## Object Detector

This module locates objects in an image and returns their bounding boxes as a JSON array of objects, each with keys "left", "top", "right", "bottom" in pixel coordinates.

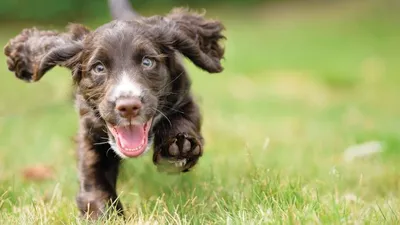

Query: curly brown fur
[
  {"left": 4, "top": 7, "right": 225, "bottom": 219},
  {"left": 4, "top": 24, "right": 89, "bottom": 82}
]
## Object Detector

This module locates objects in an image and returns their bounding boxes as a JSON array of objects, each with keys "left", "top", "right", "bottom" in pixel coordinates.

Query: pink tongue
[{"left": 115, "top": 125, "right": 144, "bottom": 149}]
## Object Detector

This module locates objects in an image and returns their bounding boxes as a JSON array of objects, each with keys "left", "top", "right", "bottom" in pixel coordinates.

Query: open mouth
[{"left": 107, "top": 119, "right": 152, "bottom": 158}]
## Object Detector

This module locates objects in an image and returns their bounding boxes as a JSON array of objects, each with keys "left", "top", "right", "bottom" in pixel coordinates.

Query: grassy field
[{"left": 1, "top": 1, "right": 400, "bottom": 224}]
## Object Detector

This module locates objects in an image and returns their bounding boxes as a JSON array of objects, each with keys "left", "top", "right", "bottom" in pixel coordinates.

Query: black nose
[{"left": 115, "top": 97, "right": 142, "bottom": 119}]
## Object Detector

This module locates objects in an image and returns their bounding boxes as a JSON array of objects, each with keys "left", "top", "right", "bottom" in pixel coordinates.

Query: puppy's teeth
[{"left": 123, "top": 142, "right": 145, "bottom": 152}]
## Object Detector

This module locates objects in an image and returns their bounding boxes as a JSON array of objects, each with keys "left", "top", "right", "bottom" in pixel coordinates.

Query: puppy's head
[{"left": 46, "top": 9, "right": 225, "bottom": 158}]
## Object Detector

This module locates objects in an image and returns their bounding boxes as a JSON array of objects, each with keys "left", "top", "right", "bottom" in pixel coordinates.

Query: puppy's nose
[{"left": 115, "top": 97, "right": 142, "bottom": 118}]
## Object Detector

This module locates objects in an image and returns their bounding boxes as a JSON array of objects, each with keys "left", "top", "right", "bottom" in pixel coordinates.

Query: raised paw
[{"left": 153, "top": 133, "right": 203, "bottom": 173}]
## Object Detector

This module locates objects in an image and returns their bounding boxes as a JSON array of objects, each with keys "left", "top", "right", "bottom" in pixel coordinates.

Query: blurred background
[{"left": 1, "top": 0, "right": 400, "bottom": 223}]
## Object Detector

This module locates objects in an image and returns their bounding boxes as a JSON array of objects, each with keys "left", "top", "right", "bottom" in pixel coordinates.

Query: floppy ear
[
  {"left": 162, "top": 8, "right": 226, "bottom": 73},
  {"left": 3, "top": 24, "right": 90, "bottom": 82}
]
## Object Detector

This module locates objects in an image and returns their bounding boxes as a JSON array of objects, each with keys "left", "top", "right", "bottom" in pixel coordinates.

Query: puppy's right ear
[
  {"left": 164, "top": 8, "right": 225, "bottom": 73},
  {"left": 3, "top": 24, "right": 90, "bottom": 82}
]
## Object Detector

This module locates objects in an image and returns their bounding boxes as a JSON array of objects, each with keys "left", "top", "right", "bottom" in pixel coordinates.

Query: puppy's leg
[
  {"left": 75, "top": 121, "right": 123, "bottom": 219},
  {"left": 153, "top": 96, "right": 203, "bottom": 173}
]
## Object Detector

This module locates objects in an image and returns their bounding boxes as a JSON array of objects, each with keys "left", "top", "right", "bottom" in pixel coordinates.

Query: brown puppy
[{"left": 3, "top": 1, "right": 225, "bottom": 219}]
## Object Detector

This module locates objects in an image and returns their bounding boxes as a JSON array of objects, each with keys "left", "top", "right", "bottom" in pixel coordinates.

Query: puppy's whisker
[
  {"left": 159, "top": 105, "right": 185, "bottom": 114},
  {"left": 156, "top": 71, "right": 184, "bottom": 96},
  {"left": 106, "top": 147, "right": 113, "bottom": 158},
  {"left": 152, "top": 107, "right": 172, "bottom": 127},
  {"left": 93, "top": 141, "right": 110, "bottom": 146},
  {"left": 101, "top": 129, "right": 109, "bottom": 134},
  {"left": 100, "top": 136, "right": 110, "bottom": 141}
]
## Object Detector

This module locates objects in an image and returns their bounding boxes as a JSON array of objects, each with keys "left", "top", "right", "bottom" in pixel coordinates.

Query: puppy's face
[{"left": 77, "top": 21, "right": 175, "bottom": 158}]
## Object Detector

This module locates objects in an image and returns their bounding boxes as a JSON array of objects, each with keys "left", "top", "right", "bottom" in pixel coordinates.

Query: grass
[{"left": 1, "top": 1, "right": 400, "bottom": 224}]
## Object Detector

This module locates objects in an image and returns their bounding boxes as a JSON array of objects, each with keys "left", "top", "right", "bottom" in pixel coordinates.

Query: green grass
[{"left": 1, "top": 1, "right": 400, "bottom": 224}]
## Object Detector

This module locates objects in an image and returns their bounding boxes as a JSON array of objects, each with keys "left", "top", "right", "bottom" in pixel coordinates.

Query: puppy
[{"left": 3, "top": 0, "right": 225, "bottom": 219}]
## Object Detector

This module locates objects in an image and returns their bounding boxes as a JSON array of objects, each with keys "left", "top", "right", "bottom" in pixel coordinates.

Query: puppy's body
[{"left": 4, "top": 1, "right": 225, "bottom": 219}]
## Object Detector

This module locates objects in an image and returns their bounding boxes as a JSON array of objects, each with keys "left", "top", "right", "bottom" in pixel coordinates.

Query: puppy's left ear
[
  {"left": 4, "top": 24, "right": 90, "bottom": 82},
  {"left": 165, "top": 8, "right": 226, "bottom": 73}
]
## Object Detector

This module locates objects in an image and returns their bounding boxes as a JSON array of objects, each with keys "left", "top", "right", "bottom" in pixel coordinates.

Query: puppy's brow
[
  {"left": 133, "top": 44, "right": 162, "bottom": 58},
  {"left": 87, "top": 48, "right": 110, "bottom": 68},
  {"left": 144, "top": 53, "right": 168, "bottom": 60},
  {"left": 152, "top": 52, "right": 168, "bottom": 58}
]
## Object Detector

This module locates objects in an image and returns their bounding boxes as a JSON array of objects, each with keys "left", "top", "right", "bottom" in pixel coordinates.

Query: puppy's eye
[
  {"left": 92, "top": 63, "right": 105, "bottom": 74},
  {"left": 142, "top": 57, "right": 154, "bottom": 68}
]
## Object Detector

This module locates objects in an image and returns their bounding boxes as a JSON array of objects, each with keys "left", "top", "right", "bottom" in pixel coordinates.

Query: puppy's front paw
[{"left": 153, "top": 133, "right": 203, "bottom": 173}]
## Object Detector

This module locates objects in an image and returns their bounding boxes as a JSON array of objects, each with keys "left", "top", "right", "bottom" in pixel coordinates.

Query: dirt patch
[{"left": 22, "top": 165, "right": 54, "bottom": 181}]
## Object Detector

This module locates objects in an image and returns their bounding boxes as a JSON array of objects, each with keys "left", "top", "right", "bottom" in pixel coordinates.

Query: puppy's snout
[{"left": 115, "top": 97, "right": 142, "bottom": 119}]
